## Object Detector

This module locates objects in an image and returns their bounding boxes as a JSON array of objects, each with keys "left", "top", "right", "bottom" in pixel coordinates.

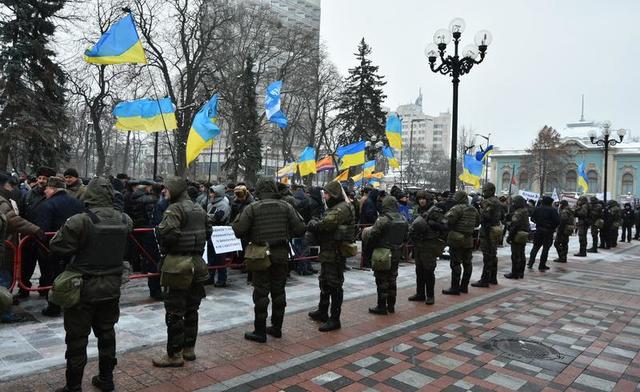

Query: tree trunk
[
  {"left": 0, "top": 143, "right": 9, "bottom": 172},
  {"left": 122, "top": 131, "right": 131, "bottom": 174},
  {"left": 92, "top": 117, "right": 106, "bottom": 176}
]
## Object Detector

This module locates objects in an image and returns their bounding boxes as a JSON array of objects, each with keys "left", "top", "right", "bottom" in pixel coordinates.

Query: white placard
[
  {"left": 518, "top": 190, "right": 540, "bottom": 202},
  {"left": 211, "top": 226, "right": 243, "bottom": 254}
]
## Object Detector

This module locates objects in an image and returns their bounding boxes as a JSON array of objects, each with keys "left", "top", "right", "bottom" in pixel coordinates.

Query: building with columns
[{"left": 490, "top": 107, "right": 640, "bottom": 200}]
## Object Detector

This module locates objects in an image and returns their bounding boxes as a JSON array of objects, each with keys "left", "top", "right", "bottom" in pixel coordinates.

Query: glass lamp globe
[
  {"left": 433, "top": 28, "right": 452, "bottom": 45},
  {"left": 462, "top": 44, "right": 479, "bottom": 59},
  {"left": 601, "top": 120, "right": 612, "bottom": 130},
  {"left": 588, "top": 130, "right": 597, "bottom": 139},
  {"left": 617, "top": 128, "right": 626, "bottom": 137},
  {"left": 449, "top": 17, "right": 466, "bottom": 34},
  {"left": 424, "top": 44, "right": 438, "bottom": 60},
  {"left": 474, "top": 30, "right": 493, "bottom": 46}
]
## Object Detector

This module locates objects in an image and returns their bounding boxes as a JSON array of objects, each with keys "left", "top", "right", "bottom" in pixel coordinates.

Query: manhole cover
[{"left": 485, "top": 338, "right": 563, "bottom": 361}]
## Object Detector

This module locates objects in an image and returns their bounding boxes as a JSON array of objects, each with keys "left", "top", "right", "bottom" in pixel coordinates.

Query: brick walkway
[{"left": 2, "top": 241, "right": 639, "bottom": 392}]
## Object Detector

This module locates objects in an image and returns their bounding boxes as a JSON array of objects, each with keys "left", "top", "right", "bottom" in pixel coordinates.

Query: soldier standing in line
[
  {"left": 49, "top": 178, "right": 132, "bottom": 392},
  {"left": 608, "top": 200, "right": 621, "bottom": 248},
  {"left": 307, "top": 180, "right": 355, "bottom": 332},
  {"left": 504, "top": 195, "right": 530, "bottom": 279},
  {"left": 472, "top": 182, "right": 503, "bottom": 288},
  {"left": 152, "top": 176, "right": 211, "bottom": 368},
  {"left": 621, "top": 203, "right": 634, "bottom": 243},
  {"left": 527, "top": 196, "right": 560, "bottom": 271},
  {"left": 232, "top": 178, "right": 305, "bottom": 343},
  {"left": 573, "top": 196, "right": 590, "bottom": 257},
  {"left": 442, "top": 191, "right": 480, "bottom": 295},
  {"left": 363, "top": 196, "right": 408, "bottom": 315},
  {"left": 553, "top": 200, "right": 574, "bottom": 263},
  {"left": 588, "top": 196, "right": 603, "bottom": 252},
  {"left": 408, "top": 193, "right": 447, "bottom": 305}
]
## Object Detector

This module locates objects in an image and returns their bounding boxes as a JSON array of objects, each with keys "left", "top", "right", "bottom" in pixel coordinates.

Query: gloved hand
[{"left": 307, "top": 219, "right": 319, "bottom": 233}]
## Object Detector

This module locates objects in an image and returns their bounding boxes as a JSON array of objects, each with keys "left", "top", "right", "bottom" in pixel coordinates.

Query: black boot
[
  {"left": 308, "top": 291, "right": 330, "bottom": 322},
  {"left": 409, "top": 265, "right": 426, "bottom": 301},
  {"left": 489, "top": 263, "right": 498, "bottom": 285},
  {"left": 387, "top": 294, "right": 396, "bottom": 314},
  {"left": 244, "top": 320, "right": 267, "bottom": 343},
  {"left": 460, "top": 268, "right": 471, "bottom": 294},
  {"left": 587, "top": 246, "right": 598, "bottom": 253},
  {"left": 319, "top": 290, "right": 342, "bottom": 332},
  {"left": 91, "top": 358, "right": 116, "bottom": 391},
  {"left": 574, "top": 245, "right": 587, "bottom": 257},
  {"left": 442, "top": 272, "right": 460, "bottom": 295},
  {"left": 266, "top": 314, "right": 283, "bottom": 338},
  {"left": 58, "top": 367, "right": 83, "bottom": 392},
  {"left": 369, "top": 292, "right": 387, "bottom": 315},
  {"left": 471, "top": 267, "right": 490, "bottom": 287}
]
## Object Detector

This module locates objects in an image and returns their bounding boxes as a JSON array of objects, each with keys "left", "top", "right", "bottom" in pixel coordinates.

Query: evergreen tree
[
  {"left": 223, "top": 56, "right": 262, "bottom": 185},
  {"left": 336, "top": 38, "right": 387, "bottom": 146},
  {"left": 0, "top": 0, "right": 69, "bottom": 172}
]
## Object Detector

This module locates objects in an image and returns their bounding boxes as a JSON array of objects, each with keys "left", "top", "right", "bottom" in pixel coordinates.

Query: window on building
[
  {"left": 622, "top": 173, "right": 634, "bottom": 194},
  {"left": 565, "top": 170, "right": 577, "bottom": 192},
  {"left": 518, "top": 172, "right": 528, "bottom": 190},
  {"left": 587, "top": 170, "right": 598, "bottom": 192},
  {"left": 502, "top": 172, "right": 511, "bottom": 191}
]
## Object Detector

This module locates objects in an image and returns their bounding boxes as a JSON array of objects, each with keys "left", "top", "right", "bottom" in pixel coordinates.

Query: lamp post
[
  {"left": 263, "top": 146, "right": 272, "bottom": 177},
  {"left": 588, "top": 121, "right": 625, "bottom": 203},
  {"left": 425, "top": 18, "right": 492, "bottom": 193},
  {"left": 85, "top": 121, "right": 93, "bottom": 177}
]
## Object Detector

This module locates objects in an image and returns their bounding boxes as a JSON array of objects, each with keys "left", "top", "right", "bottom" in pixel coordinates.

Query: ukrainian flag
[
  {"left": 113, "top": 97, "right": 177, "bottom": 132},
  {"left": 370, "top": 179, "right": 381, "bottom": 188},
  {"left": 385, "top": 114, "right": 403, "bottom": 150},
  {"left": 84, "top": 14, "right": 147, "bottom": 65},
  {"left": 351, "top": 172, "right": 363, "bottom": 182},
  {"left": 335, "top": 170, "right": 349, "bottom": 182},
  {"left": 298, "top": 146, "right": 317, "bottom": 177},
  {"left": 383, "top": 146, "right": 399, "bottom": 169},
  {"left": 186, "top": 94, "right": 221, "bottom": 166},
  {"left": 277, "top": 162, "right": 297, "bottom": 178},
  {"left": 363, "top": 160, "right": 375, "bottom": 178},
  {"left": 475, "top": 144, "right": 494, "bottom": 161},
  {"left": 459, "top": 154, "right": 483, "bottom": 188},
  {"left": 337, "top": 141, "right": 365, "bottom": 170},
  {"left": 578, "top": 162, "right": 589, "bottom": 192}
]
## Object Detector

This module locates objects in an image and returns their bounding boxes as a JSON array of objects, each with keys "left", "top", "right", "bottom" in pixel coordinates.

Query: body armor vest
[
  {"left": 452, "top": 205, "right": 478, "bottom": 234},
  {"left": 172, "top": 201, "right": 208, "bottom": 254},
  {"left": 250, "top": 199, "right": 291, "bottom": 245},
  {"left": 72, "top": 210, "right": 129, "bottom": 273},
  {"left": 381, "top": 213, "right": 408, "bottom": 249}
]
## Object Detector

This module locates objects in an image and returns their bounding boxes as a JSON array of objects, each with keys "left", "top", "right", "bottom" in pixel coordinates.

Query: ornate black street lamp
[
  {"left": 425, "top": 18, "right": 492, "bottom": 192},
  {"left": 588, "top": 121, "right": 625, "bottom": 203}
]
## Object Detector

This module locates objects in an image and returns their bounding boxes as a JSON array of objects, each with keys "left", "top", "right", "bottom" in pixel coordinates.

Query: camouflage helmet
[
  {"left": 416, "top": 190, "right": 433, "bottom": 201},
  {"left": 323, "top": 180, "right": 343, "bottom": 199},
  {"left": 482, "top": 182, "right": 496, "bottom": 198},
  {"left": 577, "top": 195, "right": 588, "bottom": 205},
  {"left": 512, "top": 195, "right": 526, "bottom": 209},
  {"left": 453, "top": 190, "right": 468, "bottom": 204},
  {"left": 0, "top": 286, "right": 12, "bottom": 313}
]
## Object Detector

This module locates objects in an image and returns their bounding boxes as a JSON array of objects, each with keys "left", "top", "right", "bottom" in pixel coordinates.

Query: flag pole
[{"left": 145, "top": 65, "right": 173, "bottom": 180}]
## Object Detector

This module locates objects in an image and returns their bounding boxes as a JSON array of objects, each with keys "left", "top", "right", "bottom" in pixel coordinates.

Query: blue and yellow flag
[
  {"left": 385, "top": 114, "right": 403, "bottom": 150},
  {"left": 113, "top": 97, "right": 177, "bottom": 132},
  {"left": 383, "top": 146, "right": 399, "bottom": 169},
  {"left": 298, "top": 146, "right": 317, "bottom": 177},
  {"left": 186, "top": 94, "right": 221, "bottom": 166},
  {"left": 369, "top": 179, "right": 381, "bottom": 188},
  {"left": 459, "top": 154, "right": 483, "bottom": 188},
  {"left": 335, "top": 170, "right": 349, "bottom": 182},
  {"left": 363, "top": 160, "right": 375, "bottom": 178},
  {"left": 351, "top": 172, "right": 363, "bottom": 183},
  {"left": 578, "top": 162, "right": 589, "bottom": 192},
  {"left": 265, "top": 80, "right": 288, "bottom": 128},
  {"left": 277, "top": 162, "right": 297, "bottom": 178},
  {"left": 475, "top": 145, "right": 494, "bottom": 161},
  {"left": 84, "top": 14, "right": 147, "bottom": 65},
  {"left": 336, "top": 141, "right": 365, "bottom": 170}
]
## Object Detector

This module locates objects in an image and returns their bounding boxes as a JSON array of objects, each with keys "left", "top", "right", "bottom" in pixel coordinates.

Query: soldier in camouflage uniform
[
  {"left": 363, "top": 196, "right": 408, "bottom": 315},
  {"left": 588, "top": 197, "right": 602, "bottom": 252},
  {"left": 442, "top": 191, "right": 480, "bottom": 295},
  {"left": 50, "top": 178, "right": 133, "bottom": 392},
  {"left": 573, "top": 196, "right": 590, "bottom": 257},
  {"left": 553, "top": 200, "right": 574, "bottom": 263},
  {"left": 153, "top": 177, "right": 211, "bottom": 368},
  {"left": 408, "top": 193, "right": 446, "bottom": 304},
  {"left": 232, "top": 178, "right": 305, "bottom": 343},
  {"left": 504, "top": 195, "right": 529, "bottom": 279},
  {"left": 472, "top": 182, "right": 503, "bottom": 288},
  {"left": 307, "top": 180, "right": 355, "bottom": 332}
]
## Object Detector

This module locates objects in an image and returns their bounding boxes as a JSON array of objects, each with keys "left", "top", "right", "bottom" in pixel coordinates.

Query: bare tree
[{"left": 523, "top": 125, "right": 571, "bottom": 195}]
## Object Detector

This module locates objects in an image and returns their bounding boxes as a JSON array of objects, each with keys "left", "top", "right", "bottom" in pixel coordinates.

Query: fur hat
[
  {"left": 63, "top": 168, "right": 79, "bottom": 178},
  {"left": 36, "top": 166, "right": 56, "bottom": 178},
  {"left": 46, "top": 176, "right": 66, "bottom": 189}
]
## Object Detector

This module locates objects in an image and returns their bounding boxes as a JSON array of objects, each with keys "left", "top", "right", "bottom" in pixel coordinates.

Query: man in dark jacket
[
  {"left": 36, "top": 177, "right": 85, "bottom": 316},
  {"left": 63, "top": 168, "right": 85, "bottom": 199},
  {"left": 621, "top": 203, "right": 634, "bottom": 242},
  {"left": 19, "top": 166, "right": 55, "bottom": 297},
  {"left": 232, "top": 178, "right": 305, "bottom": 342},
  {"left": 50, "top": 177, "right": 133, "bottom": 392},
  {"left": 528, "top": 196, "right": 560, "bottom": 271}
]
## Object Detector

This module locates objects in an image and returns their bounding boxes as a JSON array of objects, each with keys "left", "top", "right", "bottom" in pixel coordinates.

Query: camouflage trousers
[
  {"left": 373, "top": 253, "right": 400, "bottom": 302},
  {"left": 252, "top": 259, "right": 288, "bottom": 328},
  {"left": 510, "top": 243, "right": 526, "bottom": 276},
  {"left": 479, "top": 235, "right": 498, "bottom": 282},
  {"left": 554, "top": 232, "right": 569, "bottom": 260},
  {"left": 414, "top": 241, "right": 444, "bottom": 298},
  {"left": 63, "top": 299, "right": 120, "bottom": 388},
  {"left": 449, "top": 246, "right": 473, "bottom": 289},
  {"left": 577, "top": 224, "right": 588, "bottom": 251},
  {"left": 164, "top": 282, "right": 205, "bottom": 356}
]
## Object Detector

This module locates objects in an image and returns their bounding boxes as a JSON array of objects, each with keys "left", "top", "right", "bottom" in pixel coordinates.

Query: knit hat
[
  {"left": 36, "top": 166, "right": 56, "bottom": 178},
  {"left": 234, "top": 185, "right": 248, "bottom": 198},
  {"left": 46, "top": 176, "right": 66, "bottom": 189},
  {"left": 63, "top": 168, "right": 79, "bottom": 178}
]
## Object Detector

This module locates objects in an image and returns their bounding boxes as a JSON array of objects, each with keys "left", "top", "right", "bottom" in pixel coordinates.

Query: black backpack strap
[{"left": 85, "top": 210, "right": 101, "bottom": 224}]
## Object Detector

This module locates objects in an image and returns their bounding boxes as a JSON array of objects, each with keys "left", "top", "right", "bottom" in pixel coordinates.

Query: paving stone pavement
[{"left": 1, "top": 237, "right": 639, "bottom": 392}]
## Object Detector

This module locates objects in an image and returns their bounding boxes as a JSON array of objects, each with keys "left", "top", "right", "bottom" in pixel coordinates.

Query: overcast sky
[{"left": 320, "top": 0, "right": 640, "bottom": 149}]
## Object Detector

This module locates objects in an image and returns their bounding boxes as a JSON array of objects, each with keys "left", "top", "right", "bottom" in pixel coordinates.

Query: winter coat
[
  {"left": 360, "top": 189, "right": 380, "bottom": 225},
  {"left": 35, "top": 190, "right": 85, "bottom": 233}
]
